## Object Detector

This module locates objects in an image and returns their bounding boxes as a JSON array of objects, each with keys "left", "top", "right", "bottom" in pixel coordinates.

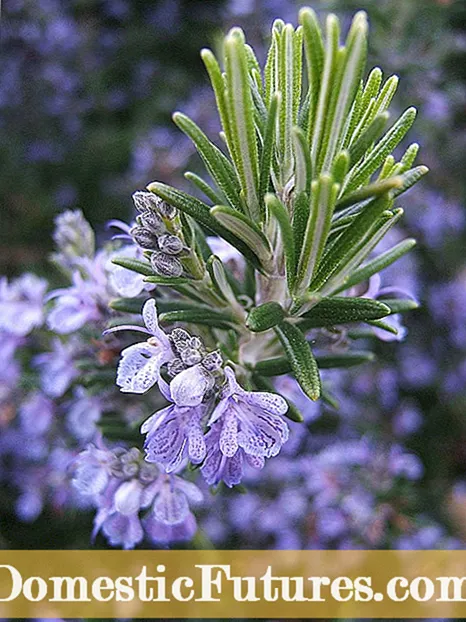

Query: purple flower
[
  {"left": 71, "top": 444, "right": 116, "bottom": 498},
  {"left": 0, "top": 274, "right": 47, "bottom": 336},
  {"left": 107, "top": 244, "right": 150, "bottom": 298},
  {"left": 19, "top": 392, "right": 54, "bottom": 436},
  {"left": 105, "top": 220, "right": 156, "bottom": 298},
  {"left": 109, "top": 299, "right": 174, "bottom": 394},
  {"left": 144, "top": 475, "right": 202, "bottom": 545},
  {"left": 201, "top": 422, "right": 265, "bottom": 487},
  {"left": 66, "top": 387, "right": 103, "bottom": 443},
  {"left": 52, "top": 209, "right": 95, "bottom": 270},
  {"left": 47, "top": 272, "right": 103, "bottom": 334},
  {"left": 142, "top": 378, "right": 207, "bottom": 472},
  {"left": 201, "top": 367, "right": 289, "bottom": 486},
  {"left": 34, "top": 337, "right": 79, "bottom": 398},
  {"left": 73, "top": 444, "right": 202, "bottom": 549},
  {"left": 209, "top": 367, "right": 289, "bottom": 458}
]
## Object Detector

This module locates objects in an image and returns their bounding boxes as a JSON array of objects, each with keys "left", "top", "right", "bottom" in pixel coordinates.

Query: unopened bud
[
  {"left": 158, "top": 233, "right": 183, "bottom": 255},
  {"left": 170, "top": 328, "right": 192, "bottom": 353},
  {"left": 139, "top": 461, "right": 158, "bottom": 483},
  {"left": 202, "top": 350, "right": 223, "bottom": 372},
  {"left": 139, "top": 210, "right": 165, "bottom": 235},
  {"left": 189, "top": 336, "right": 203, "bottom": 350},
  {"left": 167, "top": 357, "right": 186, "bottom": 377},
  {"left": 181, "top": 348, "right": 203, "bottom": 366},
  {"left": 132, "top": 191, "right": 160, "bottom": 213},
  {"left": 150, "top": 251, "right": 183, "bottom": 277},
  {"left": 130, "top": 225, "right": 159, "bottom": 249},
  {"left": 158, "top": 200, "right": 177, "bottom": 220}
]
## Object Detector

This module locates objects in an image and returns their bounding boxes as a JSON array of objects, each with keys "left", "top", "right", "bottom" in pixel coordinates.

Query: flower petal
[
  {"left": 245, "top": 453, "right": 265, "bottom": 470},
  {"left": 153, "top": 487, "right": 189, "bottom": 525},
  {"left": 170, "top": 364, "right": 212, "bottom": 407},
  {"left": 237, "top": 409, "right": 289, "bottom": 458},
  {"left": 223, "top": 450, "right": 244, "bottom": 487},
  {"left": 142, "top": 298, "right": 160, "bottom": 335},
  {"left": 114, "top": 480, "right": 143, "bottom": 516},
  {"left": 102, "top": 513, "right": 144, "bottom": 549},
  {"left": 143, "top": 407, "right": 186, "bottom": 473},
  {"left": 174, "top": 478, "right": 204, "bottom": 504},
  {"left": 116, "top": 342, "right": 161, "bottom": 393},
  {"left": 219, "top": 409, "right": 238, "bottom": 457},
  {"left": 242, "top": 390, "right": 288, "bottom": 415},
  {"left": 187, "top": 415, "right": 207, "bottom": 464}
]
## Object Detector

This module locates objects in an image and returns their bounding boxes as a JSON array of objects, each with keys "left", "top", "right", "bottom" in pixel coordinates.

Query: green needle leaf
[
  {"left": 299, "top": 7, "right": 324, "bottom": 140},
  {"left": 143, "top": 275, "right": 193, "bottom": 285},
  {"left": 224, "top": 28, "right": 260, "bottom": 219},
  {"left": 246, "top": 301, "right": 285, "bottom": 332},
  {"left": 160, "top": 309, "right": 238, "bottom": 330},
  {"left": 297, "top": 174, "right": 339, "bottom": 292},
  {"left": 259, "top": 92, "right": 280, "bottom": 206},
  {"left": 321, "top": 11, "right": 368, "bottom": 172},
  {"left": 299, "top": 296, "right": 391, "bottom": 328},
  {"left": 311, "top": 193, "right": 392, "bottom": 291},
  {"left": 109, "top": 297, "right": 147, "bottom": 314},
  {"left": 184, "top": 171, "right": 224, "bottom": 205},
  {"left": 378, "top": 298, "right": 419, "bottom": 314},
  {"left": 348, "top": 112, "right": 389, "bottom": 166},
  {"left": 392, "top": 166, "right": 429, "bottom": 197},
  {"left": 274, "top": 320, "right": 321, "bottom": 400},
  {"left": 111, "top": 257, "right": 153, "bottom": 277},
  {"left": 336, "top": 175, "right": 403, "bottom": 210},
  {"left": 310, "top": 14, "right": 340, "bottom": 170},
  {"left": 173, "top": 112, "right": 241, "bottom": 209},
  {"left": 201, "top": 48, "right": 235, "bottom": 157},
  {"left": 292, "top": 126, "right": 312, "bottom": 195},
  {"left": 344, "top": 107, "right": 417, "bottom": 193},
  {"left": 210, "top": 205, "right": 273, "bottom": 270},
  {"left": 265, "top": 193, "right": 297, "bottom": 288},
  {"left": 254, "top": 350, "right": 375, "bottom": 376},
  {"left": 333, "top": 238, "right": 416, "bottom": 293}
]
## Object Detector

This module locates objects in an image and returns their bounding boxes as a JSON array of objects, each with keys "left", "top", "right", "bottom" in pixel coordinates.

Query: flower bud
[
  {"left": 181, "top": 348, "right": 203, "bottom": 366},
  {"left": 167, "top": 357, "right": 186, "bottom": 377},
  {"left": 158, "top": 233, "right": 184, "bottom": 255},
  {"left": 158, "top": 200, "right": 178, "bottom": 220},
  {"left": 132, "top": 191, "right": 160, "bottom": 213},
  {"left": 139, "top": 210, "right": 166, "bottom": 235},
  {"left": 170, "top": 328, "right": 192, "bottom": 353},
  {"left": 130, "top": 225, "right": 159, "bottom": 249},
  {"left": 189, "top": 336, "right": 203, "bottom": 350},
  {"left": 202, "top": 350, "right": 223, "bottom": 372},
  {"left": 150, "top": 251, "right": 183, "bottom": 277}
]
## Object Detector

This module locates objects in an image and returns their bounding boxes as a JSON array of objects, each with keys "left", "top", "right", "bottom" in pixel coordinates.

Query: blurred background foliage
[{"left": 1, "top": 0, "right": 466, "bottom": 550}]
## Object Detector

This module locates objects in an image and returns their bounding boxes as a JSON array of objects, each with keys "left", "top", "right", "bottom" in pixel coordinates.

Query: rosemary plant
[{"left": 113, "top": 7, "right": 425, "bottom": 418}]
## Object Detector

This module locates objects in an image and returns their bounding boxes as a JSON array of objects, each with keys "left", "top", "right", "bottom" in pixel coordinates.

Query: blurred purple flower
[{"left": 0, "top": 274, "right": 47, "bottom": 336}]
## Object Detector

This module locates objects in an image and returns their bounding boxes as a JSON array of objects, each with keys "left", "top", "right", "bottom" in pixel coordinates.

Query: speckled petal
[
  {"left": 116, "top": 342, "right": 161, "bottom": 393},
  {"left": 223, "top": 450, "right": 244, "bottom": 487},
  {"left": 219, "top": 409, "right": 238, "bottom": 457},
  {"left": 143, "top": 407, "right": 186, "bottom": 472},
  {"left": 243, "top": 390, "right": 288, "bottom": 415},
  {"left": 187, "top": 415, "right": 207, "bottom": 464},
  {"left": 153, "top": 487, "right": 189, "bottom": 526}
]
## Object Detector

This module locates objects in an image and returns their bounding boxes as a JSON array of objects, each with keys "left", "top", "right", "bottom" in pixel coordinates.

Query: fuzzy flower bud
[{"left": 150, "top": 251, "right": 183, "bottom": 277}]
